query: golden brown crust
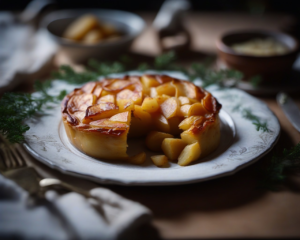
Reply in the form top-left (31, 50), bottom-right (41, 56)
top-left (62, 75), bottom-right (221, 161)
top-left (62, 75), bottom-right (221, 135)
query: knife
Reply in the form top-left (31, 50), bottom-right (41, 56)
top-left (277, 92), bottom-right (300, 133)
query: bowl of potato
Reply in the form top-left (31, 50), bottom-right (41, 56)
top-left (42, 9), bottom-right (145, 62)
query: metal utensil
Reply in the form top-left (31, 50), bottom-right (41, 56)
top-left (0, 137), bottom-right (41, 195)
top-left (0, 135), bottom-right (94, 199)
top-left (277, 92), bottom-right (300, 132)
top-left (40, 178), bottom-right (98, 201)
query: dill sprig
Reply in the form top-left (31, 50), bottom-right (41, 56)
top-left (258, 143), bottom-right (300, 190)
top-left (189, 63), bottom-right (244, 88)
top-left (241, 108), bottom-right (269, 132)
top-left (232, 104), bottom-right (269, 132)
top-left (0, 51), bottom-right (260, 143)
top-left (52, 65), bottom-right (98, 84)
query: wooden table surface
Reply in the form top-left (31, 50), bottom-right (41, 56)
top-left (20, 12), bottom-right (300, 239)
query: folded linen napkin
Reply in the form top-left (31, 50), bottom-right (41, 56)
top-left (0, 174), bottom-right (151, 240)
top-left (0, 11), bottom-right (57, 92)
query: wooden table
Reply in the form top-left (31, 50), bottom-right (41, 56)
top-left (19, 12), bottom-right (300, 239)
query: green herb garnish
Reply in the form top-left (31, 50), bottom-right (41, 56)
top-left (232, 104), bottom-right (269, 132)
top-left (258, 143), bottom-right (300, 190)
top-left (0, 52), bottom-right (255, 143)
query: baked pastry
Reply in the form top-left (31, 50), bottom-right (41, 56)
top-left (61, 75), bottom-right (221, 166)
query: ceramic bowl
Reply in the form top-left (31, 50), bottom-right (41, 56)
top-left (41, 9), bottom-right (145, 63)
top-left (216, 30), bottom-right (299, 82)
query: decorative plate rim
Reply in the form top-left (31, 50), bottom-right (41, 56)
top-left (23, 71), bottom-right (281, 186)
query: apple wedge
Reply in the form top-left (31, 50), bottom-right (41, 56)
top-left (178, 142), bottom-right (201, 166)
top-left (151, 155), bottom-right (169, 167)
top-left (161, 138), bottom-right (187, 161)
top-left (146, 131), bottom-right (174, 152)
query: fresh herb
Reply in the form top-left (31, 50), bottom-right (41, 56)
top-left (0, 90), bottom-right (64, 143)
top-left (52, 65), bottom-right (98, 84)
top-left (258, 143), bottom-right (300, 190)
top-left (249, 75), bottom-right (262, 88)
top-left (241, 108), bottom-right (269, 132)
top-left (190, 63), bottom-right (243, 88)
top-left (0, 51), bottom-right (257, 143)
top-left (232, 104), bottom-right (269, 132)
top-left (88, 59), bottom-right (126, 76)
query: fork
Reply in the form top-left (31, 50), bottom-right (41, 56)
top-left (0, 140), bottom-right (28, 171)
top-left (0, 135), bottom-right (98, 199)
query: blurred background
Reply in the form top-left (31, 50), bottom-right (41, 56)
top-left (2, 0), bottom-right (300, 93)
top-left (2, 0), bottom-right (300, 14)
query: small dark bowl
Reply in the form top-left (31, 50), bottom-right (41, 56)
top-left (216, 30), bottom-right (299, 83)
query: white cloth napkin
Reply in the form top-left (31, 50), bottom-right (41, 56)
top-left (0, 174), bottom-right (152, 240)
top-left (0, 12), bottom-right (57, 92)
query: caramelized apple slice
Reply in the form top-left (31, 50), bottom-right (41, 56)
top-left (117, 89), bottom-right (142, 111)
top-left (178, 142), bottom-right (201, 166)
top-left (67, 93), bottom-right (96, 113)
top-left (178, 96), bottom-right (191, 105)
top-left (83, 103), bottom-right (119, 123)
top-left (129, 105), bottom-right (152, 137)
top-left (168, 116), bottom-right (184, 135)
top-left (155, 95), bottom-right (170, 105)
top-left (152, 114), bottom-right (171, 133)
top-left (142, 97), bottom-right (160, 113)
top-left (117, 89), bottom-right (142, 103)
top-left (181, 116), bottom-right (220, 158)
top-left (160, 97), bottom-right (180, 119)
top-left (128, 152), bottom-right (146, 165)
top-left (109, 111), bottom-right (130, 123)
top-left (174, 81), bottom-right (205, 100)
top-left (178, 116), bottom-right (204, 130)
top-left (151, 155), bottom-right (169, 167)
top-left (161, 138), bottom-right (187, 161)
top-left (141, 75), bottom-right (160, 94)
top-left (93, 84), bottom-right (103, 97)
top-left (155, 82), bottom-right (176, 96)
top-left (145, 131), bottom-right (174, 152)
top-left (81, 82), bottom-right (97, 93)
top-left (179, 103), bottom-right (208, 117)
top-left (98, 94), bottom-right (115, 104)
top-left (104, 79), bottom-right (134, 92)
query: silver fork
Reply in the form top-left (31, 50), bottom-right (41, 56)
top-left (0, 135), bottom-right (98, 199)
top-left (0, 140), bottom-right (27, 171)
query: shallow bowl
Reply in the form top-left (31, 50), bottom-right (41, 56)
top-left (41, 9), bottom-right (145, 63)
top-left (216, 30), bottom-right (299, 82)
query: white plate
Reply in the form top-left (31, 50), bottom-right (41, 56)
top-left (23, 71), bottom-right (280, 186)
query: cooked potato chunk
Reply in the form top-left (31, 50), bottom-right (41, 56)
top-left (160, 97), bottom-right (180, 119)
top-left (178, 116), bottom-right (204, 130)
top-left (178, 96), bottom-right (191, 105)
top-left (179, 103), bottom-right (207, 117)
top-left (178, 142), bottom-right (201, 166)
top-left (128, 152), bottom-right (146, 165)
top-left (151, 155), bottom-right (169, 167)
top-left (161, 138), bottom-right (187, 161)
top-left (142, 97), bottom-right (160, 113)
top-left (62, 74), bottom-right (221, 165)
top-left (63, 14), bottom-right (99, 41)
top-left (82, 29), bottom-right (104, 44)
top-left (152, 114), bottom-right (171, 133)
top-left (181, 116), bottom-right (220, 158)
top-left (168, 116), bottom-right (183, 135)
top-left (146, 131), bottom-right (174, 152)
top-left (129, 105), bottom-right (152, 137)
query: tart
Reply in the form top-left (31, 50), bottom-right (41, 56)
top-left (61, 75), bottom-right (222, 166)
